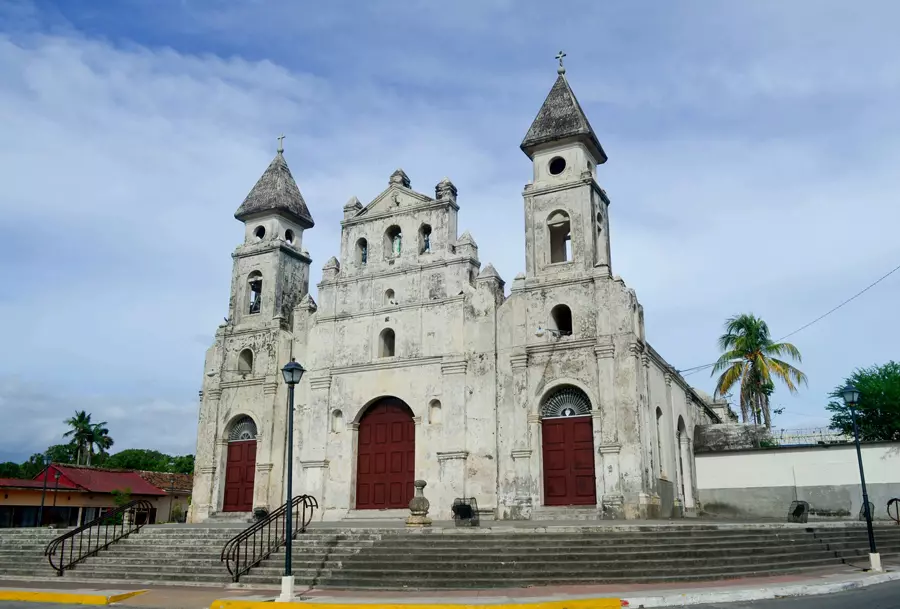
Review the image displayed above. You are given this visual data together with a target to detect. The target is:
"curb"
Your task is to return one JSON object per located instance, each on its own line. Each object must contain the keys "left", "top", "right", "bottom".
{"left": 211, "top": 598, "right": 622, "bottom": 609}
{"left": 621, "top": 571, "right": 900, "bottom": 607}
{"left": 0, "top": 588, "right": 147, "bottom": 605}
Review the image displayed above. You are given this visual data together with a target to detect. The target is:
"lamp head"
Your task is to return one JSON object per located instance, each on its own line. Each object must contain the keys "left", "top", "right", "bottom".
{"left": 841, "top": 384, "right": 860, "bottom": 407}
{"left": 535, "top": 327, "right": 546, "bottom": 338}
{"left": 281, "top": 358, "right": 305, "bottom": 385}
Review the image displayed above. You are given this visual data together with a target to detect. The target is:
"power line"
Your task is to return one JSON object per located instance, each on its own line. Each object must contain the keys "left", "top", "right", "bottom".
{"left": 677, "top": 260, "right": 900, "bottom": 377}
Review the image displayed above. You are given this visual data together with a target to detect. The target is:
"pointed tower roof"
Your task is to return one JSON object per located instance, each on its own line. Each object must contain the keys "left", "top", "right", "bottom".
{"left": 521, "top": 66, "right": 607, "bottom": 163}
{"left": 235, "top": 144, "right": 314, "bottom": 228}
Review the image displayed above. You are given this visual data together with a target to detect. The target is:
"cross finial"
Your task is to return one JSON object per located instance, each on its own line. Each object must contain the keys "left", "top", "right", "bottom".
{"left": 277, "top": 134, "right": 286, "bottom": 154}
{"left": 555, "top": 50, "right": 566, "bottom": 75}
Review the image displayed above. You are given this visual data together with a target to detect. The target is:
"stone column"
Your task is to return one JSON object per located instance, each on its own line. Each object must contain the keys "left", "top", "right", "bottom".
{"left": 664, "top": 373, "right": 682, "bottom": 517}
{"left": 594, "top": 342, "right": 623, "bottom": 512}
{"left": 192, "top": 388, "right": 221, "bottom": 521}
{"left": 510, "top": 352, "right": 532, "bottom": 511}
{"left": 306, "top": 376, "right": 333, "bottom": 463}
{"left": 527, "top": 413, "right": 542, "bottom": 508}
{"left": 210, "top": 437, "right": 229, "bottom": 515}
{"left": 680, "top": 435, "right": 696, "bottom": 514}
{"left": 439, "top": 358, "right": 468, "bottom": 502}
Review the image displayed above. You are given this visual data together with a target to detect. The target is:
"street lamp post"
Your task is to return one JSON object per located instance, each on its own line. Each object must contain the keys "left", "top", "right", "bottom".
{"left": 37, "top": 457, "right": 50, "bottom": 527}
{"left": 278, "top": 358, "right": 305, "bottom": 603}
{"left": 841, "top": 384, "right": 882, "bottom": 572}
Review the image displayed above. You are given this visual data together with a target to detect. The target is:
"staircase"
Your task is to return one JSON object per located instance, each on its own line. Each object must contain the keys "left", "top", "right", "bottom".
{"left": 1, "top": 523, "right": 898, "bottom": 590}
{"left": 0, "top": 528, "right": 68, "bottom": 579}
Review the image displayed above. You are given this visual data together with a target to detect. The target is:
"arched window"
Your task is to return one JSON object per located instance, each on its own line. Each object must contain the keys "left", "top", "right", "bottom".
{"left": 547, "top": 210, "right": 571, "bottom": 263}
{"left": 238, "top": 349, "right": 253, "bottom": 375}
{"left": 379, "top": 328, "right": 396, "bottom": 357}
{"left": 541, "top": 385, "right": 591, "bottom": 418}
{"left": 331, "top": 409, "right": 344, "bottom": 433}
{"left": 550, "top": 304, "right": 573, "bottom": 336}
{"left": 284, "top": 229, "right": 295, "bottom": 244}
{"left": 419, "top": 224, "right": 432, "bottom": 253}
{"left": 228, "top": 416, "right": 258, "bottom": 441}
{"left": 384, "top": 289, "right": 395, "bottom": 305}
{"left": 656, "top": 407, "right": 664, "bottom": 476}
{"left": 429, "top": 399, "right": 442, "bottom": 424}
{"left": 356, "top": 238, "right": 368, "bottom": 265}
{"left": 247, "top": 271, "right": 263, "bottom": 314}
{"left": 384, "top": 225, "right": 402, "bottom": 258}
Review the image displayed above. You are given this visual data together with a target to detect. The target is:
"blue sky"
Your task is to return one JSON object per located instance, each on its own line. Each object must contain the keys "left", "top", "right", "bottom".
{"left": 1, "top": 0, "right": 899, "bottom": 462}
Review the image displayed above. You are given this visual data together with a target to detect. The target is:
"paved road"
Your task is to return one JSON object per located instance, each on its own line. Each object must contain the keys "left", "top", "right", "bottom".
{"left": 692, "top": 579, "right": 900, "bottom": 608}
{"left": 1, "top": 581, "right": 899, "bottom": 608}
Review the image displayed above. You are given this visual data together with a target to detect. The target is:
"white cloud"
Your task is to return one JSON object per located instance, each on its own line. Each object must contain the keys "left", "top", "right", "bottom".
{"left": 1, "top": 1, "right": 899, "bottom": 459}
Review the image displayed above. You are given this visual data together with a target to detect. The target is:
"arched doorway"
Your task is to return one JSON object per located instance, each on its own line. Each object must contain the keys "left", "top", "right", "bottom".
{"left": 223, "top": 416, "right": 257, "bottom": 512}
{"left": 355, "top": 397, "right": 415, "bottom": 509}
{"left": 541, "top": 386, "right": 597, "bottom": 506}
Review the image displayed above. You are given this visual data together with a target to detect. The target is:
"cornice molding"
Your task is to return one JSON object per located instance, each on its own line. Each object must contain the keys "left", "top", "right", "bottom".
{"left": 441, "top": 359, "right": 468, "bottom": 376}
{"left": 436, "top": 450, "right": 469, "bottom": 462}
{"left": 300, "top": 460, "right": 329, "bottom": 469}
{"left": 510, "top": 449, "right": 532, "bottom": 460}
{"left": 593, "top": 344, "right": 615, "bottom": 359}
{"left": 599, "top": 443, "right": 622, "bottom": 454}
{"left": 317, "top": 257, "right": 477, "bottom": 289}
{"left": 332, "top": 356, "right": 442, "bottom": 375}
{"left": 341, "top": 198, "right": 459, "bottom": 227}
{"left": 220, "top": 377, "right": 266, "bottom": 389}
{"left": 510, "top": 353, "right": 529, "bottom": 370}
{"left": 309, "top": 376, "right": 333, "bottom": 391}
{"left": 205, "top": 389, "right": 222, "bottom": 401}
{"left": 522, "top": 176, "right": 607, "bottom": 202}
{"left": 527, "top": 414, "right": 541, "bottom": 424}
{"left": 263, "top": 381, "right": 278, "bottom": 396}
{"left": 199, "top": 467, "right": 216, "bottom": 475}
{"left": 315, "top": 295, "right": 467, "bottom": 323}
{"left": 527, "top": 337, "right": 595, "bottom": 356}
{"left": 233, "top": 241, "right": 312, "bottom": 263}
{"left": 255, "top": 462, "right": 274, "bottom": 473}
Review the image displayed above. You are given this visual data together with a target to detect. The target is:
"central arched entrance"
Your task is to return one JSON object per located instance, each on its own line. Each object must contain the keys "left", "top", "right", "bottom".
{"left": 223, "top": 416, "right": 257, "bottom": 512}
{"left": 541, "top": 386, "right": 597, "bottom": 506}
{"left": 355, "top": 397, "right": 415, "bottom": 509}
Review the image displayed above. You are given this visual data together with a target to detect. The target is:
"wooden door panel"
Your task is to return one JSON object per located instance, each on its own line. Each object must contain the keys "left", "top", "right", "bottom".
{"left": 356, "top": 399, "right": 415, "bottom": 509}
{"left": 542, "top": 416, "right": 597, "bottom": 506}
{"left": 223, "top": 440, "right": 256, "bottom": 512}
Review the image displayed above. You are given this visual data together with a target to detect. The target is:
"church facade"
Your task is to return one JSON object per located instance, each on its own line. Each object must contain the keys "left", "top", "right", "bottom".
{"left": 190, "top": 65, "right": 721, "bottom": 524}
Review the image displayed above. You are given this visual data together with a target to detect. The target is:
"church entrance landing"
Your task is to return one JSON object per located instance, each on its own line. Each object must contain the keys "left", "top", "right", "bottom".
{"left": 355, "top": 397, "right": 415, "bottom": 510}
{"left": 541, "top": 387, "right": 597, "bottom": 506}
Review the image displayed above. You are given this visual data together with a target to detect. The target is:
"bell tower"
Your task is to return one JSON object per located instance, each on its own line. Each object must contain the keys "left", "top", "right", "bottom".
{"left": 228, "top": 137, "right": 315, "bottom": 329}
{"left": 520, "top": 53, "right": 611, "bottom": 281}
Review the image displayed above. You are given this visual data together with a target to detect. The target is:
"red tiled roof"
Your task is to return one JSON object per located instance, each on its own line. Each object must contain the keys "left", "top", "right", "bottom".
{"left": 42, "top": 465, "right": 166, "bottom": 496}
{"left": 0, "top": 478, "right": 61, "bottom": 490}
{"left": 137, "top": 471, "right": 193, "bottom": 493}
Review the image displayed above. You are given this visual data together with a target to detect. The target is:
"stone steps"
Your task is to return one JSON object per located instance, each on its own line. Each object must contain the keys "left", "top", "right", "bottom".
{"left": 2, "top": 523, "right": 894, "bottom": 590}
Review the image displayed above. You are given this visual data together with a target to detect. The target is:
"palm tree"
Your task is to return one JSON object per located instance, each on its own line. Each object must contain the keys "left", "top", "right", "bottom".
{"left": 86, "top": 423, "right": 114, "bottom": 466}
{"left": 62, "top": 411, "right": 112, "bottom": 465}
{"left": 711, "top": 313, "right": 807, "bottom": 427}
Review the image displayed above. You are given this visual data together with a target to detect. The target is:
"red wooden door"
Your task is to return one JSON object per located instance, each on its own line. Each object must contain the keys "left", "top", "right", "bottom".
{"left": 542, "top": 416, "right": 597, "bottom": 506}
{"left": 223, "top": 440, "right": 256, "bottom": 512}
{"left": 356, "top": 399, "right": 415, "bottom": 509}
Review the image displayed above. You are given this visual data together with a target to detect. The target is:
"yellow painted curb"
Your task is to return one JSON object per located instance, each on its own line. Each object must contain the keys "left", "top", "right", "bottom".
{"left": 212, "top": 598, "right": 621, "bottom": 609}
{"left": 0, "top": 589, "right": 147, "bottom": 605}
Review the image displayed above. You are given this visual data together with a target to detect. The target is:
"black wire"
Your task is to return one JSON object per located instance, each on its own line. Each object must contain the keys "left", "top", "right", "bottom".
{"left": 676, "top": 261, "right": 900, "bottom": 376}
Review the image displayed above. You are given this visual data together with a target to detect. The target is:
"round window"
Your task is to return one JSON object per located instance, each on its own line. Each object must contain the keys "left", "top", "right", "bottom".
{"left": 254, "top": 226, "right": 266, "bottom": 240}
{"left": 549, "top": 157, "right": 567, "bottom": 175}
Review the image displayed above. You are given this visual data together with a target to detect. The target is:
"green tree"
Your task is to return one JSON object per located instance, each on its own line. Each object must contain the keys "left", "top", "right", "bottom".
{"left": 45, "top": 444, "right": 78, "bottom": 465}
{"left": 712, "top": 313, "right": 807, "bottom": 427}
{"left": 171, "top": 455, "right": 195, "bottom": 475}
{"left": 62, "top": 412, "right": 113, "bottom": 465}
{"left": 87, "top": 423, "right": 114, "bottom": 465}
{"left": 0, "top": 462, "right": 22, "bottom": 478}
{"left": 21, "top": 453, "right": 49, "bottom": 479}
{"left": 826, "top": 361, "right": 900, "bottom": 442}
{"left": 103, "top": 449, "right": 169, "bottom": 472}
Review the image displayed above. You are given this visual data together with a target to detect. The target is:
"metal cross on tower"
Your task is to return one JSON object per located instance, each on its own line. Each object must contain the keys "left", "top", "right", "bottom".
{"left": 277, "top": 134, "right": 286, "bottom": 153}
{"left": 555, "top": 51, "right": 567, "bottom": 74}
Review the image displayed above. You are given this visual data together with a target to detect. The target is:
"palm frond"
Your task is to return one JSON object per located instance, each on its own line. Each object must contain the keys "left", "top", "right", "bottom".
{"left": 715, "top": 362, "right": 745, "bottom": 397}
{"left": 768, "top": 357, "right": 808, "bottom": 391}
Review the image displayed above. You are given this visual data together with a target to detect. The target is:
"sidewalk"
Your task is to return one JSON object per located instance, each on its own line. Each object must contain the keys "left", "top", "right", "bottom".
{"left": 0, "top": 566, "right": 897, "bottom": 608}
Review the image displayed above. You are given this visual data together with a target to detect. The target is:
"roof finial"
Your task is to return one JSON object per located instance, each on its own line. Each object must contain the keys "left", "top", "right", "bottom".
{"left": 277, "top": 134, "right": 286, "bottom": 154}
{"left": 555, "top": 50, "right": 566, "bottom": 75}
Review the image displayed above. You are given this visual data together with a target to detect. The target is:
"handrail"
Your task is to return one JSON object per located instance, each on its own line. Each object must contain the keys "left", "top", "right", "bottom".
{"left": 889, "top": 498, "right": 900, "bottom": 525}
{"left": 45, "top": 499, "right": 154, "bottom": 575}
{"left": 221, "top": 494, "right": 317, "bottom": 582}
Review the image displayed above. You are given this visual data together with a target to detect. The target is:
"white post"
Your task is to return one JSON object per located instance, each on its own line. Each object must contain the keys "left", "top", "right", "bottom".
{"left": 276, "top": 575, "right": 295, "bottom": 602}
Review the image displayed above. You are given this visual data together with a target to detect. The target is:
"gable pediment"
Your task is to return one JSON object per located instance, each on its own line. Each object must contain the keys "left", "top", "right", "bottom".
{"left": 354, "top": 184, "right": 435, "bottom": 219}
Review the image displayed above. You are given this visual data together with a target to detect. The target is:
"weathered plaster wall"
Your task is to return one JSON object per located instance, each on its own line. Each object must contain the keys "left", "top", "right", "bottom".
{"left": 696, "top": 443, "right": 900, "bottom": 520}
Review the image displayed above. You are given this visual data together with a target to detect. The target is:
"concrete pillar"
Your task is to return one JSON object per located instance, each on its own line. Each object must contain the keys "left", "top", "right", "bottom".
{"left": 438, "top": 358, "right": 468, "bottom": 507}
{"left": 191, "top": 388, "right": 221, "bottom": 521}
{"left": 510, "top": 352, "right": 531, "bottom": 509}
{"left": 680, "top": 435, "right": 696, "bottom": 512}
{"left": 594, "top": 342, "right": 623, "bottom": 512}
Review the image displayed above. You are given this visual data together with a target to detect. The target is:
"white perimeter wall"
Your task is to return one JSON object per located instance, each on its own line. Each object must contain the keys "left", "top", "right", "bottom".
{"left": 695, "top": 442, "right": 900, "bottom": 520}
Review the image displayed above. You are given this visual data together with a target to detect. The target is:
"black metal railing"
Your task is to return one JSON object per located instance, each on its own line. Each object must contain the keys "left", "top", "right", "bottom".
{"left": 45, "top": 499, "right": 154, "bottom": 575}
{"left": 221, "top": 494, "right": 318, "bottom": 582}
{"left": 888, "top": 498, "right": 900, "bottom": 525}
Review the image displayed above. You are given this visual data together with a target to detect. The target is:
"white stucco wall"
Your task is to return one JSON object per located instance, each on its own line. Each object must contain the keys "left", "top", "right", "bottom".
{"left": 696, "top": 443, "right": 900, "bottom": 520}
